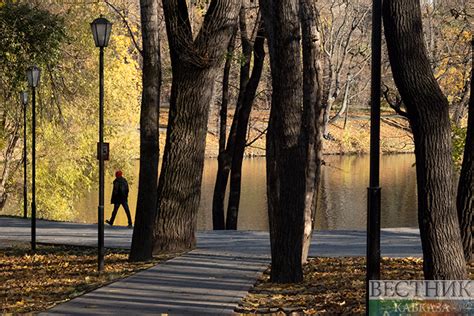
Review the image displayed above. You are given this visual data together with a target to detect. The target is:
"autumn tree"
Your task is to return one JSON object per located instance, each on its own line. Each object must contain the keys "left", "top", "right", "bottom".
{"left": 129, "top": 0, "right": 161, "bottom": 262}
{"left": 383, "top": 0, "right": 467, "bottom": 279}
{"left": 0, "top": 3, "right": 65, "bottom": 209}
{"left": 0, "top": 1, "right": 142, "bottom": 220}
{"left": 421, "top": 0, "right": 472, "bottom": 126}
{"left": 153, "top": 0, "right": 240, "bottom": 253}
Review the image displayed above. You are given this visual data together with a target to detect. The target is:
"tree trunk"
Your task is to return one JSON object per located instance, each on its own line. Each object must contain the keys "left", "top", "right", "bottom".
{"left": 457, "top": 39, "right": 473, "bottom": 262}
{"left": 261, "top": 0, "right": 307, "bottom": 283}
{"left": 0, "top": 133, "right": 20, "bottom": 210}
{"left": 300, "top": 0, "right": 324, "bottom": 264}
{"left": 129, "top": 0, "right": 161, "bottom": 262}
{"left": 383, "top": 0, "right": 467, "bottom": 279}
{"left": 452, "top": 74, "right": 471, "bottom": 126}
{"left": 226, "top": 21, "right": 265, "bottom": 230}
{"left": 329, "top": 74, "right": 352, "bottom": 124}
{"left": 212, "top": 29, "right": 237, "bottom": 230}
{"left": 211, "top": 6, "right": 246, "bottom": 231}
{"left": 153, "top": 0, "right": 240, "bottom": 253}
{"left": 322, "top": 83, "right": 336, "bottom": 139}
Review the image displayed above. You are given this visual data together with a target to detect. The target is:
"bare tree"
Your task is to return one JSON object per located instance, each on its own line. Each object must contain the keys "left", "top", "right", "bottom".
{"left": 226, "top": 16, "right": 266, "bottom": 230}
{"left": 211, "top": 28, "right": 237, "bottom": 230}
{"left": 211, "top": 3, "right": 264, "bottom": 230}
{"left": 320, "top": 0, "right": 370, "bottom": 138}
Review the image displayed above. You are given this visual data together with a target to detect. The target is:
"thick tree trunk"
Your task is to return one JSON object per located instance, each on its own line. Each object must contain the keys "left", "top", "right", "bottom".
{"left": 261, "top": 0, "right": 307, "bottom": 283}
{"left": 457, "top": 40, "right": 473, "bottom": 262}
{"left": 153, "top": 0, "right": 240, "bottom": 253}
{"left": 300, "top": 0, "right": 324, "bottom": 264}
{"left": 383, "top": 0, "right": 467, "bottom": 279}
{"left": 212, "top": 29, "right": 237, "bottom": 230}
{"left": 130, "top": 0, "right": 161, "bottom": 262}
{"left": 226, "top": 22, "right": 265, "bottom": 230}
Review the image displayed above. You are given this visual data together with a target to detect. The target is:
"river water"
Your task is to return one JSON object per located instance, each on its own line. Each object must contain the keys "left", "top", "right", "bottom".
{"left": 75, "top": 154, "right": 418, "bottom": 230}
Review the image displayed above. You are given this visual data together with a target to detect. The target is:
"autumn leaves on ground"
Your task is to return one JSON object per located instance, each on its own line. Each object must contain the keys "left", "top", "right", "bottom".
{"left": 0, "top": 244, "right": 177, "bottom": 314}
{"left": 3, "top": 247, "right": 472, "bottom": 314}
{"left": 238, "top": 259, "right": 474, "bottom": 315}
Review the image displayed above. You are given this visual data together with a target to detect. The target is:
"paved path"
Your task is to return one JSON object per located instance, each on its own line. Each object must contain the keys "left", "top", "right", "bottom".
{"left": 0, "top": 217, "right": 422, "bottom": 314}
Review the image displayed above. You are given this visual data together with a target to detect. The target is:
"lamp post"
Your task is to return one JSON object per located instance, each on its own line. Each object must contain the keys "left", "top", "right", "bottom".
{"left": 366, "top": 0, "right": 382, "bottom": 314}
{"left": 91, "top": 16, "right": 112, "bottom": 272}
{"left": 20, "top": 91, "right": 28, "bottom": 219}
{"left": 26, "top": 66, "right": 40, "bottom": 252}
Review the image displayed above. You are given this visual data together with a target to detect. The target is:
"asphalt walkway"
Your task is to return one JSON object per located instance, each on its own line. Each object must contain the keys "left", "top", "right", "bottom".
{"left": 0, "top": 217, "right": 422, "bottom": 314}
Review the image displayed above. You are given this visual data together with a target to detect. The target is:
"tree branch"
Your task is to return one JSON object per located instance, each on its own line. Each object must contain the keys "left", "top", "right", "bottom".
{"left": 382, "top": 83, "right": 409, "bottom": 118}
{"left": 105, "top": 0, "right": 143, "bottom": 55}
{"left": 245, "top": 127, "right": 267, "bottom": 147}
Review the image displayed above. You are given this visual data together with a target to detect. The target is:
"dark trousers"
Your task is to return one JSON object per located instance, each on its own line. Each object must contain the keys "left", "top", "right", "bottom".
{"left": 109, "top": 201, "right": 132, "bottom": 226}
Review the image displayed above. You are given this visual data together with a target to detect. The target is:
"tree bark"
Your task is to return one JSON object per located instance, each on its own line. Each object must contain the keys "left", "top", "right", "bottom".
{"left": 129, "top": 0, "right": 161, "bottom": 262}
{"left": 153, "top": 0, "right": 240, "bottom": 253}
{"left": 226, "top": 20, "right": 265, "bottom": 230}
{"left": 300, "top": 0, "right": 324, "bottom": 264}
{"left": 261, "top": 0, "right": 307, "bottom": 283}
{"left": 383, "top": 0, "right": 467, "bottom": 279}
{"left": 212, "top": 29, "right": 237, "bottom": 230}
{"left": 456, "top": 39, "right": 473, "bottom": 262}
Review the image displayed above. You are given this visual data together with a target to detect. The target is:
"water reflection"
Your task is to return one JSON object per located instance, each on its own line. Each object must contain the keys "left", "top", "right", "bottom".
{"left": 75, "top": 154, "right": 418, "bottom": 230}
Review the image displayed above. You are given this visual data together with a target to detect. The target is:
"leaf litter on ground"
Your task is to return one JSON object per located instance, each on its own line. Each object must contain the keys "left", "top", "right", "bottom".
{"left": 0, "top": 243, "right": 179, "bottom": 313}
{"left": 236, "top": 257, "right": 474, "bottom": 315}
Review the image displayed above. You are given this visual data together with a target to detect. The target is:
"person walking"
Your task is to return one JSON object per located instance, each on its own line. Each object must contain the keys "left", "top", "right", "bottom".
{"left": 106, "top": 170, "right": 133, "bottom": 228}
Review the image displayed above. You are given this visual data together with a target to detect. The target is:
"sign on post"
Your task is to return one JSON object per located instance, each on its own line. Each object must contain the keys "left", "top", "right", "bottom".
{"left": 97, "top": 142, "right": 109, "bottom": 161}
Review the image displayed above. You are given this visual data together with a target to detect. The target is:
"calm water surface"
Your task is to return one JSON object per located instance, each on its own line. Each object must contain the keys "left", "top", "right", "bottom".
{"left": 76, "top": 154, "right": 418, "bottom": 230}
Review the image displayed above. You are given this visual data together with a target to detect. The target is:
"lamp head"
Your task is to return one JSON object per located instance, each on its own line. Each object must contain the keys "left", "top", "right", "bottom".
{"left": 26, "top": 65, "right": 41, "bottom": 88}
{"left": 90, "top": 16, "right": 112, "bottom": 48}
{"left": 20, "top": 91, "right": 28, "bottom": 106}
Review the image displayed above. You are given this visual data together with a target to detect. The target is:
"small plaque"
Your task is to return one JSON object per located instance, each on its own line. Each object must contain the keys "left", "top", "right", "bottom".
{"left": 97, "top": 142, "right": 109, "bottom": 161}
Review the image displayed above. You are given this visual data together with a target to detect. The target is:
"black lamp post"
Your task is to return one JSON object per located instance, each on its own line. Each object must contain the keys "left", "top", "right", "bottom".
{"left": 26, "top": 65, "right": 40, "bottom": 252}
{"left": 366, "top": 0, "right": 382, "bottom": 314}
{"left": 91, "top": 16, "right": 112, "bottom": 272}
{"left": 20, "top": 91, "right": 28, "bottom": 219}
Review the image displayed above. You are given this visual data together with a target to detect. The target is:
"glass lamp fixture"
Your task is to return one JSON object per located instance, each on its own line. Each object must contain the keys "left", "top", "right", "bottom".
{"left": 90, "top": 16, "right": 112, "bottom": 48}
{"left": 26, "top": 66, "right": 41, "bottom": 88}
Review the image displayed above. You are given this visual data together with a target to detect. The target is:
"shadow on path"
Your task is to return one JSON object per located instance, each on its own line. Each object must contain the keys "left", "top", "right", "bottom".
{"left": 0, "top": 217, "right": 422, "bottom": 314}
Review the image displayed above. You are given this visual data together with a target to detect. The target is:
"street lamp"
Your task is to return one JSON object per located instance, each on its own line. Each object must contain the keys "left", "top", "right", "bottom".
{"left": 26, "top": 65, "right": 40, "bottom": 252}
{"left": 20, "top": 91, "right": 28, "bottom": 220}
{"left": 91, "top": 16, "right": 112, "bottom": 272}
{"left": 366, "top": 0, "right": 382, "bottom": 314}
